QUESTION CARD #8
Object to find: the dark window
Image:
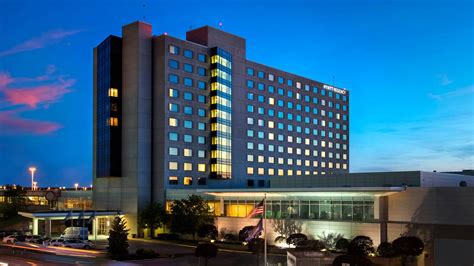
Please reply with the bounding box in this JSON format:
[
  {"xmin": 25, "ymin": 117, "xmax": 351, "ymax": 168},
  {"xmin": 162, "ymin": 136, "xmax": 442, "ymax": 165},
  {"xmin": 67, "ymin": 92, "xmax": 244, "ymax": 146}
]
[
  {"xmin": 184, "ymin": 63, "xmax": 193, "ymax": 73},
  {"xmin": 197, "ymin": 108, "xmax": 206, "ymax": 117},
  {"xmin": 198, "ymin": 95, "xmax": 206, "ymax": 103},
  {"xmin": 278, "ymin": 76, "xmax": 284, "ymax": 84},
  {"xmin": 198, "ymin": 53, "xmax": 206, "ymax": 62},
  {"xmin": 257, "ymin": 71, "xmax": 265, "ymax": 79},
  {"xmin": 247, "ymin": 179, "xmax": 255, "ymax": 187},
  {"xmin": 247, "ymin": 68, "xmax": 254, "ymax": 76},
  {"xmin": 169, "ymin": 74, "xmax": 178, "ymax": 84},
  {"xmin": 258, "ymin": 180, "xmax": 265, "ymax": 187},
  {"xmin": 198, "ymin": 67, "xmax": 206, "ymax": 76},
  {"xmin": 247, "ymin": 80, "xmax": 254, "ymax": 88},
  {"xmin": 184, "ymin": 49, "xmax": 193, "ymax": 59},
  {"xmin": 168, "ymin": 59, "xmax": 179, "ymax": 69},
  {"xmin": 184, "ymin": 77, "xmax": 193, "ymax": 87},
  {"xmin": 169, "ymin": 177, "xmax": 178, "ymax": 185},
  {"xmin": 197, "ymin": 81, "xmax": 206, "ymax": 90},
  {"xmin": 184, "ymin": 106, "xmax": 193, "ymax": 115},
  {"xmin": 184, "ymin": 120, "xmax": 193, "ymax": 129},
  {"xmin": 169, "ymin": 132, "xmax": 178, "ymax": 141},
  {"xmin": 183, "ymin": 92, "xmax": 193, "ymax": 101},
  {"xmin": 198, "ymin": 177, "xmax": 207, "ymax": 185}
]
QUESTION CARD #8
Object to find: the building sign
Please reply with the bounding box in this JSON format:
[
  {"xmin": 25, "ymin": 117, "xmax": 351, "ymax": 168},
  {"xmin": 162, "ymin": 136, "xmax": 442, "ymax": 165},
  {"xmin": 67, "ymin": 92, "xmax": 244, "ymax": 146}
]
[{"xmin": 323, "ymin": 84, "xmax": 347, "ymax": 95}]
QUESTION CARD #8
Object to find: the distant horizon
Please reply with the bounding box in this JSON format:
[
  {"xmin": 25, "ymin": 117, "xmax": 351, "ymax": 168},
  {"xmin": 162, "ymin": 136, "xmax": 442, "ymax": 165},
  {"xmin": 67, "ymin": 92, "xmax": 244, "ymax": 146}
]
[{"xmin": 1, "ymin": 1, "xmax": 473, "ymax": 186}]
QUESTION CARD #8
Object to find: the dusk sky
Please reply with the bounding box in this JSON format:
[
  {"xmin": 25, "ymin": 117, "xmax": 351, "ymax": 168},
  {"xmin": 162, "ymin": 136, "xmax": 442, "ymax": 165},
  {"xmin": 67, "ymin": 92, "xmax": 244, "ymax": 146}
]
[{"xmin": 0, "ymin": 0, "xmax": 472, "ymax": 187}]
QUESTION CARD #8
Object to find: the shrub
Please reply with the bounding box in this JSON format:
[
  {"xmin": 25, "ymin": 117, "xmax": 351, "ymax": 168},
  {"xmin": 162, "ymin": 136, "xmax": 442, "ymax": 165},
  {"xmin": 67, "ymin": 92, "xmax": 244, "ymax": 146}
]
[
  {"xmin": 224, "ymin": 233, "xmax": 238, "ymax": 241},
  {"xmin": 197, "ymin": 224, "xmax": 218, "ymax": 239},
  {"xmin": 392, "ymin": 236, "xmax": 424, "ymax": 256},
  {"xmin": 348, "ymin": 235, "xmax": 375, "ymax": 256},
  {"xmin": 286, "ymin": 233, "xmax": 308, "ymax": 247},
  {"xmin": 238, "ymin": 225, "xmax": 255, "ymax": 242},
  {"xmin": 195, "ymin": 243, "xmax": 218, "ymax": 266},
  {"xmin": 274, "ymin": 235, "xmax": 287, "ymax": 244},
  {"xmin": 318, "ymin": 232, "xmax": 345, "ymax": 249},
  {"xmin": 335, "ymin": 238, "xmax": 350, "ymax": 251},
  {"xmin": 377, "ymin": 242, "xmax": 395, "ymax": 257}
]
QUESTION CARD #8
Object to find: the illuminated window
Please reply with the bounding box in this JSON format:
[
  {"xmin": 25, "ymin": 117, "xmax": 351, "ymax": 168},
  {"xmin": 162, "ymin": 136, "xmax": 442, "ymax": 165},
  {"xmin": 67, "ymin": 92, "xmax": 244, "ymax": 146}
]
[
  {"xmin": 268, "ymin": 157, "xmax": 274, "ymax": 163},
  {"xmin": 184, "ymin": 177, "xmax": 193, "ymax": 185},
  {"xmin": 169, "ymin": 118, "xmax": 178, "ymax": 127},
  {"xmin": 184, "ymin": 148, "xmax": 192, "ymax": 157},
  {"xmin": 169, "ymin": 45, "xmax": 179, "ymax": 55},
  {"xmin": 108, "ymin": 88, "xmax": 118, "ymax": 97},
  {"xmin": 169, "ymin": 162, "xmax": 178, "ymax": 170},
  {"xmin": 258, "ymin": 168, "xmax": 264, "ymax": 175},
  {"xmin": 169, "ymin": 88, "xmax": 179, "ymax": 98},
  {"xmin": 198, "ymin": 164, "xmax": 206, "ymax": 172},
  {"xmin": 108, "ymin": 117, "xmax": 118, "ymax": 126},
  {"xmin": 258, "ymin": 155, "xmax": 264, "ymax": 163},
  {"xmin": 169, "ymin": 147, "xmax": 178, "ymax": 156},
  {"xmin": 278, "ymin": 169, "xmax": 284, "ymax": 176},
  {"xmin": 268, "ymin": 169, "xmax": 274, "ymax": 175},
  {"xmin": 269, "ymin": 97, "xmax": 274, "ymax": 105},
  {"xmin": 168, "ymin": 176, "xmax": 178, "ymax": 185},
  {"xmin": 247, "ymin": 167, "xmax": 254, "ymax": 174},
  {"xmin": 184, "ymin": 163, "xmax": 192, "ymax": 171},
  {"xmin": 247, "ymin": 155, "xmax": 254, "ymax": 162}
]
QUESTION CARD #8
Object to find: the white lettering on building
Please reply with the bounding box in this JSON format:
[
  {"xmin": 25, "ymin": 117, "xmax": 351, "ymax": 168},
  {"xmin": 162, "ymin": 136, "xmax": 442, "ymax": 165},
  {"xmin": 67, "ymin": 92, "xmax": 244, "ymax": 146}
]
[{"xmin": 323, "ymin": 84, "xmax": 347, "ymax": 95}]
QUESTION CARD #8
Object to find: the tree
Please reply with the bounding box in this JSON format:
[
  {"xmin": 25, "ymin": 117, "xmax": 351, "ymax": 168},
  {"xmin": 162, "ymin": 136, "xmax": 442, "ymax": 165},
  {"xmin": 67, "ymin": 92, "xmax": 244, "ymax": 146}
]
[
  {"xmin": 248, "ymin": 238, "xmax": 264, "ymax": 266},
  {"xmin": 317, "ymin": 232, "xmax": 345, "ymax": 249},
  {"xmin": 108, "ymin": 215, "xmax": 130, "ymax": 257},
  {"xmin": 195, "ymin": 243, "xmax": 218, "ymax": 266},
  {"xmin": 348, "ymin": 235, "xmax": 375, "ymax": 256},
  {"xmin": 138, "ymin": 201, "xmax": 168, "ymax": 238},
  {"xmin": 198, "ymin": 224, "xmax": 218, "ymax": 239},
  {"xmin": 239, "ymin": 225, "xmax": 256, "ymax": 242},
  {"xmin": 0, "ymin": 185, "xmax": 26, "ymax": 221},
  {"xmin": 286, "ymin": 233, "xmax": 308, "ymax": 247},
  {"xmin": 335, "ymin": 238, "xmax": 350, "ymax": 251},
  {"xmin": 377, "ymin": 242, "xmax": 395, "ymax": 257},
  {"xmin": 392, "ymin": 236, "xmax": 424, "ymax": 265},
  {"xmin": 271, "ymin": 219, "xmax": 302, "ymax": 243},
  {"xmin": 170, "ymin": 195, "xmax": 214, "ymax": 240}
]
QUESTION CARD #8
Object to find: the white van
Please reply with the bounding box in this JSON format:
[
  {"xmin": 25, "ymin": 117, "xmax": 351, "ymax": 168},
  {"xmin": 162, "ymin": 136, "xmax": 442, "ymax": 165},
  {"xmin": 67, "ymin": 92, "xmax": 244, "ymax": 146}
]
[{"xmin": 60, "ymin": 227, "xmax": 88, "ymax": 240}]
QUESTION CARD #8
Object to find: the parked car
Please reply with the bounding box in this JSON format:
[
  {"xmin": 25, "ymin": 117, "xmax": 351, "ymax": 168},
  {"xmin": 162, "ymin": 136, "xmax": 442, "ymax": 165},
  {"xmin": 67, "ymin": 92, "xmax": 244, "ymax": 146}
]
[
  {"xmin": 49, "ymin": 238, "xmax": 66, "ymax": 246},
  {"xmin": 2, "ymin": 235, "xmax": 16, "ymax": 244},
  {"xmin": 61, "ymin": 239, "xmax": 95, "ymax": 250},
  {"xmin": 26, "ymin": 235, "xmax": 44, "ymax": 243}
]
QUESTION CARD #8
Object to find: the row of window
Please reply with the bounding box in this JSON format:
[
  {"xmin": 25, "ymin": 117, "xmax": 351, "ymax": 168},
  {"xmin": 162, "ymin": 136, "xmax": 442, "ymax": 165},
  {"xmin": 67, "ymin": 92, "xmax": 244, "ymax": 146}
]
[
  {"xmin": 246, "ymin": 164, "xmax": 348, "ymax": 175},
  {"xmin": 169, "ymin": 162, "xmax": 207, "ymax": 172},
  {"xmin": 168, "ymin": 74, "xmax": 207, "ymax": 90},
  {"xmin": 247, "ymin": 117, "xmax": 347, "ymax": 133},
  {"xmin": 169, "ymin": 118, "xmax": 207, "ymax": 130},
  {"xmin": 169, "ymin": 132, "xmax": 207, "ymax": 144},
  {"xmin": 246, "ymin": 67, "xmax": 347, "ymax": 100},
  {"xmin": 169, "ymin": 147, "xmax": 206, "ymax": 158},
  {"xmin": 169, "ymin": 45, "xmax": 207, "ymax": 63},
  {"xmin": 247, "ymin": 92, "xmax": 347, "ymax": 111},
  {"xmin": 169, "ymin": 103, "xmax": 207, "ymax": 117},
  {"xmin": 169, "ymin": 88, "xmax": 207, "ymax": 103},
  {"xmin": 247, "ymin": 104, "xmax": 347, "ymax": 121},
  {"xmin": 246, "ymin": 142, "xmax": 348, "ymax": 158},
  {"xmin": 168, "ymin": 59, "xmax": 207, "ymax": 76}
]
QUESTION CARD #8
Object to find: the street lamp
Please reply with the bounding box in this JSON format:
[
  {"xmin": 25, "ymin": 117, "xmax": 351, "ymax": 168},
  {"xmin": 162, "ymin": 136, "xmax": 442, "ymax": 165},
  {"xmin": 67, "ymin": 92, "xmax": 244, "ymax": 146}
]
[
  {"xmin": 29, "ymin": 167, "xmax": 36, "ymax": 190},
  {"xmin": 74, "ymin": 183, "xmax": 79, "ymax": 191}
]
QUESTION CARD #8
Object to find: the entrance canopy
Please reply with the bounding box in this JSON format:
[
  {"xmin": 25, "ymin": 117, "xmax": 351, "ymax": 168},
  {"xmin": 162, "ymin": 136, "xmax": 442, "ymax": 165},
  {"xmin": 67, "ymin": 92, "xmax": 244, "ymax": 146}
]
[{"xmin": 18, "ymin": 210, "xmax": 122, "ymax": 220}]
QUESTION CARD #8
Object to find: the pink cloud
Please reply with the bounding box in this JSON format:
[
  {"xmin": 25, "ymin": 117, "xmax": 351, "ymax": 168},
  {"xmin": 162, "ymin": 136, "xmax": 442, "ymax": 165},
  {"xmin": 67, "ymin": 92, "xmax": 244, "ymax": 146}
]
[
  {"xmin": 0, "ymin": 110, "xmax": 62, "ymax": 135},
  {"xmin": 0, "ymin": 29, "xmax": 82, "ymax": 57}
]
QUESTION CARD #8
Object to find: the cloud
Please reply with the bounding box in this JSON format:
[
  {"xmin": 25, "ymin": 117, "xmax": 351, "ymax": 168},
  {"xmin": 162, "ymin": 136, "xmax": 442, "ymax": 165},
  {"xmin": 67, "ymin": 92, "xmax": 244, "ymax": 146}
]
[
  {"xmin": 437, "ymin": 73, "xmax": 453, "ymax": 86},
  {"xmin": 0, "ymin": 110, "xmax": 62, "ymax": 135},
  {"xmin": 428, "ymin": 85, "xmax": 474, "ymax": 101},
  {"xmin": 0, "ymin": 29, "xmax": 82, "ymax": 57},
  {"xmin": 0, "ymin": 67, "xmax": 74, "ymax": 135}
]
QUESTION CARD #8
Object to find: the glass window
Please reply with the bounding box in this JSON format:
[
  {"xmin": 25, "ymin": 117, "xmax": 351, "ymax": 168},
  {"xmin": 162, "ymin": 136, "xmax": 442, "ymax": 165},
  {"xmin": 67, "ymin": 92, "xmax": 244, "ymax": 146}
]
[
  {"xmin": 198, "ymin": 67, "xmax": 206, "ymax": 76},
  {"xmin": 268, "ymin": 74, "xmax": 274, "ymax": 81},
  {"xmin": 247, "ymin": 68, "xmax": 254, "ymax": 76},
  {"xmin": 184, "ymin": 106, "xmax": 193, "ymax": 115},
  {"xmin": 198, "ymin": 136, "xmax": 206, "ymax": 144},
  {"xmin": 184, "ymin": 77, "xmax": 193, "ymax": 87},
  {"xmin": 169, "ymin": 74, "xmax": 178, "ymax": 84},
  {"xmin": 169, "ymin": 162, "xmax": 178, "ymax": 170},
  {"xmin": 169, "ymin": 88, "xmax": 179, "ymax": 98},
  {"xmin": 169, "ymin": 132, "xmax": 178, "ymax": 141},
  {"xmin": 198, "ymin": 53, "xmax": 206, "ymax": 62},
  {"xmin": 247, "ymin": 92, "xmax": 254, "ymax": 100},
  {"xmin": 184, "ymin": 148, "xmax": 192, "ymax": 157},
  {"xmin": 168, "ymin": 59, "xmax": 179, "ymax": 69},
  {"xmin": 184, "ymin": 63, "xmax": 193, "ymax": 73},
  {"xmin": 198, "ymin": 122, "xmax": 206, "ymax": 130},
  {"xmin": 268, "ymin": 85, "xmax": 275, "ymax": 93},
  {"xmin": 169, "ymin": 147, "xmax": 178, "ymax": 156},
  {"xmin": 168, "ymin": 176, "xmax": 178, "ymax": 185},
  {"xmin": 198, "ymin": 95, "xmax": 206, "ymax": 103},
  {"xmin": 197, "ymin": 108, "xmax": 206, "ymax": 117},
  {"xmin": 184, "ymin": 134, "xmax": 192, "ymax": 143},
  {"xmin": 169, "ymin": 103, "xmax": 179, "ymax": 112},
  {"xmin": 197, "ymin": 81, "xmax": 206, "ymax": 90},
  {"xmin": 258, "ymin": 83, "xmax": 265, "ymax": 91},
  {"xmin": 287, "ymin": 79, "xmax": 293, "ymax": 87},
  {"xmin": 247, "ymin": 80, "xmax": 254, "ymax": 88},
  {"xmin": 184, "ymin": 49, "xmax": 193, "ymax": 58},
  {"xmin": 183, "ymin": 92, "xmax": 193, "ymax": 101},
  {"xmin": 247, "ymin": 105, "xmax": 254, "ymax": 113},
  {"xmin": 198, "ymin": 150, "xmax": 206, "ymax": 158},
  {"xmin": 184, "ymin": 177, "xmax": 193, "ymax": 185},
  {"xmin": 278, "ymin": 76, "xmax": 284, "ymax": 84},
  {"xmin": 198, "ymin": 164, "xmax": 206, "ymax": 172},
  {"xmin": 257, "ymin": 71, "xmax": 265, "ymax": 79},
  {"xmin": 184, "ymin": 120, "xmax": 193, "ymax": 129},
  {"xmin": 169, "ymin": 45, "xmax": 179, "ymax": 55},
  {"xmin": 184, "ymin": 163, "xmax": 192, "ymax": 171},
  {"xmin": 169, "ymin": 117, "xmax": 178, "ymax": 127}
]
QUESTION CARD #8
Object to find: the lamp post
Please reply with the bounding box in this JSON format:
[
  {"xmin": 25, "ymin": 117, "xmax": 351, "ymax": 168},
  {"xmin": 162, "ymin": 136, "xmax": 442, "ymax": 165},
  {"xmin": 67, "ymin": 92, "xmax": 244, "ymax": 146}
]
[
  {"xmin": 29, "ymin": 167, "xmax": 36, "ymax": 190},
  {"xmin": 74, "ymin": 183, "xmax": 79, "ymax": 191}
]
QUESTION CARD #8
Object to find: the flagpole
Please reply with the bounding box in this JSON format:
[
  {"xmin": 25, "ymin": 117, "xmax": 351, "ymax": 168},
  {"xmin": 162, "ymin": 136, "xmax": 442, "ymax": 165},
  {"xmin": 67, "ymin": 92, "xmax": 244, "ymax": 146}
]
[{"xmin": 264, "ymin": 193, "xmax": 267, "ymax": 266}]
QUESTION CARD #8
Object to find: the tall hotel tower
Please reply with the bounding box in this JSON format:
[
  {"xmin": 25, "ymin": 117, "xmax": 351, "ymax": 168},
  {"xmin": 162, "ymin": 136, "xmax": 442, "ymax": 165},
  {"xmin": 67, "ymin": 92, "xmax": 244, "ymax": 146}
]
[{"xmin": 93, "ymin": 21, "xmax": 349, "ymax": 233}]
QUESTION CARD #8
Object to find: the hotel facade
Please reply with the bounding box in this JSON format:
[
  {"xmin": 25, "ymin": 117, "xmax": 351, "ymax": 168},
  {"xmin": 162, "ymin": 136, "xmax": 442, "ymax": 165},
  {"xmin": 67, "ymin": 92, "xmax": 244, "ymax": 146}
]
[{"xmin": 92, "ymin": 22, "xmax": 474, "ymax": 264}]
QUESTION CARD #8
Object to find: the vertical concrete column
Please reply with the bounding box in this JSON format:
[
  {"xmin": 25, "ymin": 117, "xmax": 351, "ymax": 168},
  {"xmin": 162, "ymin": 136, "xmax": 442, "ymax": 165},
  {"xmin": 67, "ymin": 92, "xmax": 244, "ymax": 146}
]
[
  {"xmin": 122, "ymin": 21, "xmax": 153, "ymax": 236},
  {"xmin": 220, "ymin": 197, "xmax": 224, "ymax": 216},
  {"xmin": 45, "ymin": 218, "xmax": 51, "ymax": 237},
  {"xmin": 93, "ymin": 217, "xmax": 98, "ymax": 240},
  {"xmin": 378, "ymin": 196, "xmax": 388, "ymax": 243},
  {"xmin": 32, "ymin": 218, "xmax": 39, "ymax": 235}
]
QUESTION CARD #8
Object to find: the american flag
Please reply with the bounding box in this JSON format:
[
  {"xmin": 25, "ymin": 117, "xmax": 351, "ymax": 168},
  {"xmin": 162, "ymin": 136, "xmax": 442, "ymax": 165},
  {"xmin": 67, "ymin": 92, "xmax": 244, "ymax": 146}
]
[
  {"xmin": 247, "ymin": 199, "xmax": 264, "ymax": 218},
  {"xmin": 245, "ymin": 218, "xmax": 263, "ymax": 242}
]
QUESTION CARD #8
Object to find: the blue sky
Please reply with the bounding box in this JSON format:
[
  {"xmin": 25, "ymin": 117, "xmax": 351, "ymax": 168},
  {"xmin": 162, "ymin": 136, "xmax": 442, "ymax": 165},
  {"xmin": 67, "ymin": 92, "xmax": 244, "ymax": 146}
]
[{"xmin": 0, "ymin": 0, "xmax": 472, "ymax": 187}]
